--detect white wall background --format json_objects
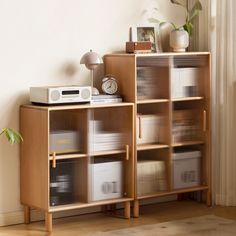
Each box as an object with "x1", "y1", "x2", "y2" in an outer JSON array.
[{"x1": 0, "y1": 0, "x2": 185, "y2": 225}]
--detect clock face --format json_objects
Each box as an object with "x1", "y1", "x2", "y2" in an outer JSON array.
[{"x1": 102, "y1": 78, "x2": 118, "y2": 94}]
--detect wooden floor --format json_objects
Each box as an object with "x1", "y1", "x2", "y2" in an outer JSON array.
[{"x1": 1, "y1": 200, "x2": 236, "y2": 235}]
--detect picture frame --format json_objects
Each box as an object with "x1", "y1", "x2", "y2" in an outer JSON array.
[{"x1": 130, "y1": 25, "x2": 162, "y2": 53}]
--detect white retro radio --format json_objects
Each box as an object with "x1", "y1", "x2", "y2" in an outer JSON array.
[{"x1": 30, "y1": 86, "x2": 91, "y2": 104}]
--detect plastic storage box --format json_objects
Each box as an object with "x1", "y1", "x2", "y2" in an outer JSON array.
[
  {"x1": 50, "y1": 130, "x2": 80, "y2": 154},
  {"x1": 172, "y1": 150, "x2": 201, "y2": 189},
  {"x1": 90, "y1": 161, "x2": 123, "y2": 201},
  {"x1": 171, "y1": 67, "x2": 199, "y2": 98}
]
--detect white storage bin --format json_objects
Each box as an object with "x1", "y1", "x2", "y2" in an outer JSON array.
[
  {"x1": 90, "y1": 161, "x2": 122, "y2": 201},
  {"x1": 137, "y1": 160, "x2": 167, "y2": 196},
  {"x1": 171, "y1": 67, "x2": 199, "y2": 98},
  {"x1": 136, "y1": 114, "x2": 160, "y2": 144},
  {"x1": 172, "y1": 150, "x2": 201, "y2": 189}
]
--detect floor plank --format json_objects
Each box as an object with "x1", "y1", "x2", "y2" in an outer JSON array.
[{"x1": 1, "y1": 200, "x2": 236, "y2": 235}]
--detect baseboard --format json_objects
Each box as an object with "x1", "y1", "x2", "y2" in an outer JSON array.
[
  {"x1": 0, "y1": 196, "x2": 176, "y2": 226},
  {"x1": 0, "y1": 206, "x2": 102, "y2": 227},
  {"x1": 0, "y1": 211, "x2": 24, "y2": 227}
]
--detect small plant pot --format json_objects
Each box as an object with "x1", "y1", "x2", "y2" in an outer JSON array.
[{"x1": 170, "y1": 29, "x2": 189, "y2": 52}]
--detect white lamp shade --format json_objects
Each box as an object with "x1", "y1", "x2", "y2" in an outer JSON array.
[{"x1": 80, "y1": 50, "x2": 103, "y2": 70}]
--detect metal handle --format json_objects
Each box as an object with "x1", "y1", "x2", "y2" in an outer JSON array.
[
  {"x1": 52, "y1": 152, "x2": 57, "y2": 168},
  {"x1": 125, "y1": 145, "x2": 129, "y2": 161},
  {"x1": 203, "y1": 110, "x2": 207, "y2": 132},
  {"x1": 138, "y1": 116, "x2": 142, "y2": 139}
]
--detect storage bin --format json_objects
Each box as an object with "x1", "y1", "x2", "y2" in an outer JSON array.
[
  {"x1": 50, "y1": 130, "x2": 80, "y2": 154},
  {"x1": 172, "y1": 150, "x2": 201, "y2": 189},
  {"x1": 136, "y1": 114, "x2": 160, "y2": 144},
  {"x1": 137, "y1": 160, "x2": 167, "y2": 196},
  {"x1": 171, "y1": 67, "x2": 199, "y2": 98},
  {"x1": 90, "y1": 161, "x2": 123, "y2": 201}
]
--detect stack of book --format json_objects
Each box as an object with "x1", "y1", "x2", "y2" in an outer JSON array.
[
  {"x1": 137, "y1": 160, "x2": 167, "y2": 196},
  {"x1": 90, "y1": 132, "x2": 124, "y2": 152},
  {"x1": 89, "y1": 120, "x2": 124, "y2": 152},
  {"x1": 91, "y1": 94, "x2": 122, "y2": 104}
]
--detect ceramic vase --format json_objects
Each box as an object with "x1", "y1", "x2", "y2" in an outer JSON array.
[{"x1": 170, "y1": 28, "x2": 189, "y2": 52}]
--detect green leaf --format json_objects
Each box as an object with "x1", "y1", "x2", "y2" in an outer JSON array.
[
  {"x1": 184, "y1": 22, "x2": 193, "y2": 36},
  {"x1": 170, "y1": 0, "x2": 188, "y2": 19},
  {"x1": 189, "y1": 1, "x2": 202, "y2": 22},
  {"x1": 1, "y1": 128, "x2": 23, "y2": 144},
  {"x1": 170, "y1": 22, "x2": 178, "y2": 30}
]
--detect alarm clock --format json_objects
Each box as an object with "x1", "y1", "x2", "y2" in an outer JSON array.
[{"x1": 101, "y1": 75, "x2": 118, "y2": 95}]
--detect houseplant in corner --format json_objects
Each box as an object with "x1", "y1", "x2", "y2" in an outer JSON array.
[
  {"x1": 1, "y1": 128, "x2": 23, "y2": 144},
  {"x1": 149, "y1": 0, "x2": 202, "y2": 52}
]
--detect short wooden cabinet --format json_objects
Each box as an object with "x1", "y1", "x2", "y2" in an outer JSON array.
[
  {"x1": 104, "y1": 52, "x2": 211, "y2": 217},
  {"x1": 20, "y1": 103, "x2": 134, "y2": 232}
]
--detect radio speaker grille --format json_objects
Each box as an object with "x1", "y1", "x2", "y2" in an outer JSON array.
[
  {"x1": 81, "y1": 88, "x2": 90, "y2": 99},
  {"x1": 51, "y1": 90, "x2": 60, "y2": 101}
]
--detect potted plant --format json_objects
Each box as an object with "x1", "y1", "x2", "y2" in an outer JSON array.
[
  {"x1": 1, "y1": 128, "x2": 23, "y2": 144},
  {"x1": 149, "y1": 0, "x2": 202, "y2": 52}
]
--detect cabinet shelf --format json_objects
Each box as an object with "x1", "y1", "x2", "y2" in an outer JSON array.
[
  {"x1": 49, "y1": 197, "x2": 133, "y2": 213},
  {"x1": 90, "y1": 149, "x2": 126, "y2": 157},
  {"x1": 172, "y1": 141, "x2": 204, "y2": 147},
  {"x1": 137, "y1": 144, "x2": 169, "y2": 151},
  {"x1": 137, "y1": 185, "x2": 209, "y2": 200},
  {"x1": 137, "y1": 99, "x2": 169, "y2": 104},
  {"x1": 49, "y1": 153, "x2": 87, "y2": 160},
  {"x1": 172, "y1": 97, "x2": 204, "y2": 102}
]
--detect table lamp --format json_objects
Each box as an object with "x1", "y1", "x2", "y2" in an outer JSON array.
[{"x1": 80, "y1": 50, "x2": 103, "y2": 95}]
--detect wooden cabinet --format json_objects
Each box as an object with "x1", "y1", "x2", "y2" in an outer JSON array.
[
  {"x1": 20, "y1": 103, "x2": 134, "y2": 232},
  {"x1": 20, "y1": 52, "x2": 211, "y2": 231},
  {"x1": 104, "y1": 52, "x2": 211, "y2": 217}
]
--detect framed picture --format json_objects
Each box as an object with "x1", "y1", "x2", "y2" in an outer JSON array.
[{"x1": 130, "y1": 26, "x2": 162, "y2": 53}]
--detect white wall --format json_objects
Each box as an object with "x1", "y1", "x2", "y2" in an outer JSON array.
[{"x1": 0, "y1": 0, "x2": 184, "y2": 225}]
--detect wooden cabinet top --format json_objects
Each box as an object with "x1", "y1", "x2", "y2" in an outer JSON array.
[
  {"x1": 104, "y1": 52, "x2": 210, "y2": 58},
  {"x1": 21, "y1": 102, "x2": 134, "y2": 111}
]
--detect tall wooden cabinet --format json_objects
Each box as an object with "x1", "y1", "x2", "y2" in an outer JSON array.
[
  {"x1": 104, "y1": 52, "x2": 211, "y2": 217},
  {"x1": 20, "y1": 103, "x2": 134, "y2": 232}
]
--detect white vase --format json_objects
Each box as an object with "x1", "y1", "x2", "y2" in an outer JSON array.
[{"x1": 170, "y1": 28, "x2": 189, "y2": 52}]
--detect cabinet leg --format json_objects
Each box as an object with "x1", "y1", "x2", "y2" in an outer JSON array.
[
  {"x1": 133, "y1": 200, "x2": 139, "y2": 218},
  {"x1": 45, "y1": 212, "x2": 52, "y2": 233},
  {"x1": 206, "y1": 190, "x2": 212, "y2": 206},
  {"x1": 124, "y1": 201, "x2": 130, "y2": 219},
  {"x1": 24, "y1": 206, "x2": 30, "y2": 224}
]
